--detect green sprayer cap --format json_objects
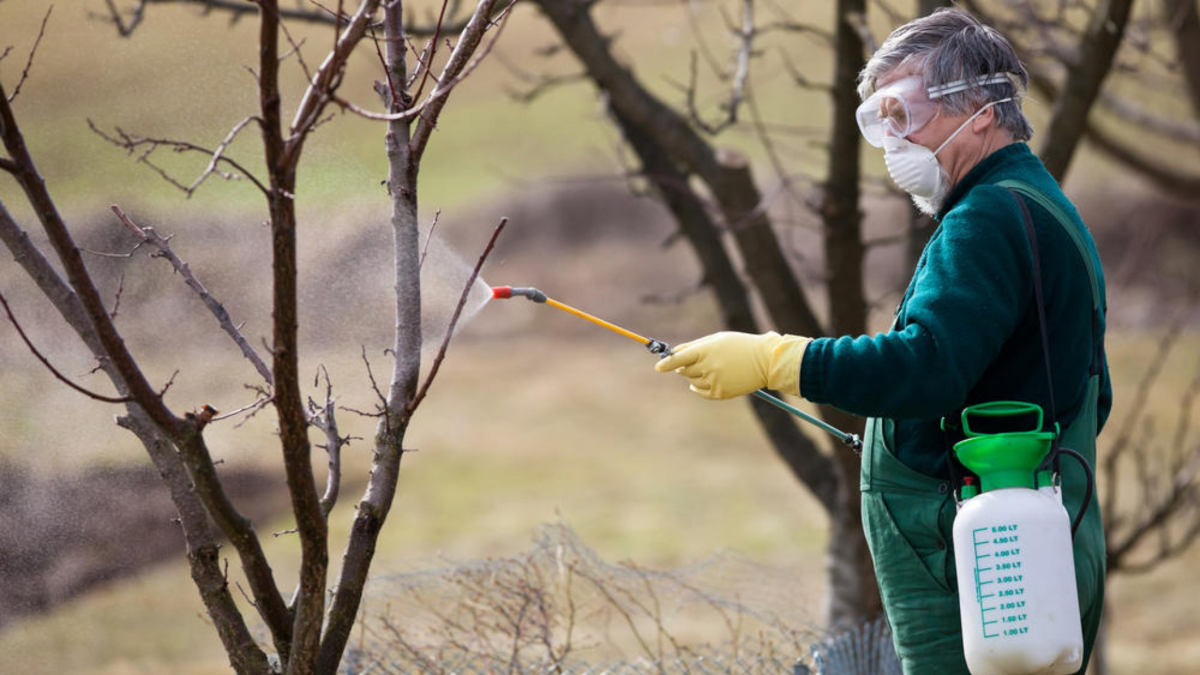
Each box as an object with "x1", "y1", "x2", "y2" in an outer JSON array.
[{"x1": 949, "y1": 402, "x2": 1055, "y2": 494}]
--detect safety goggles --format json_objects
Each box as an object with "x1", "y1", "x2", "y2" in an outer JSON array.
[
  {"x1": 856, "y1": 73, "x2": 1014, "y2": 147},
  {"x1": 856, "y1": 76, "x2": 937, "y2": 148}
]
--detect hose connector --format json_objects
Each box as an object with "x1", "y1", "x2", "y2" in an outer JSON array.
[
  {"x1": 646, "y1": 339, "x2": 671, "y2": 357},
  {"x1": 491, "y1": 286, "x2": 547, "y2": 303}
]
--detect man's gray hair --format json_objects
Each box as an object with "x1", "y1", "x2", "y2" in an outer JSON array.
[{"x1": 858, "y1": 8, "x2": 1034, "y2": 141}]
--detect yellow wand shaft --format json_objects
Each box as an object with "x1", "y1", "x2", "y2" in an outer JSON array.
[{"x1": 544, "y1": 298, "x2": 652, "y2": 346}]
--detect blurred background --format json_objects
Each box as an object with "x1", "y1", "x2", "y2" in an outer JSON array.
[{"x1": 0, "y1": 1, "x2": 1197, "y2": 673}]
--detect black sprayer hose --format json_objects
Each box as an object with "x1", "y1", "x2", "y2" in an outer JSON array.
[{"x1": 1057, "y1": 447, "x2": 1095, "y2": 538}]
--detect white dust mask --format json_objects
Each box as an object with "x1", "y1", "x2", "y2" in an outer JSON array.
[
  {"x1": 883, "y1": 136, "x2": 942, "y2": 199},
  {"x1": 882, "y1": 98, "x2": 1011, "y2": 199}
]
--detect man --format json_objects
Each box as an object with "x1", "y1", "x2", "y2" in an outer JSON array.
[{"x1": 655, "y1": 8, "x2": 1110, "y2": 674}]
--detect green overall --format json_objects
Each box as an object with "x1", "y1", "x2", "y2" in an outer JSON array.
[{"x1": 860, "y1": 181, "x2": 1106, "y2": 674}]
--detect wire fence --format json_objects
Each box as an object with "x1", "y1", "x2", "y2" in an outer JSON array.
[{"x1": 335, "y1": 523, "x2": 900, "y2": 674}]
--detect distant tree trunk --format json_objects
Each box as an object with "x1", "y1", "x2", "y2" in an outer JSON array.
[
  {"x1": 1038, "y1": 0, "x2": 1134, "y2": 180},
  {"x1": 819, "y1": 0, "x2": 879, "y2": 628}
]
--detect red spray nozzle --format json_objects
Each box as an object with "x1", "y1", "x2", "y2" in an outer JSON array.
[{"x1": 490, "y1": 286, "x2": 547, "y2": 303}]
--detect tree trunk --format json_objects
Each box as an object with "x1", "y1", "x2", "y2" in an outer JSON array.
[
  {"x1": 814, "y1": 0, "x2": 880, "y2": 628},
  {"x1": 316, "y1": 4, "x2": 419, "y2": 672},
  {"x1": 1038, "y1": 0, "x2": 1135, "y2": 180}
]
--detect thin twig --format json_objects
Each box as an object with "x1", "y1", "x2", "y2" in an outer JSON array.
[
  {"x1": 7, "y1": 5, "x2": 53, "y2": 103},
  {"x1": 110, "y1": 273, "x2": 126, "y2": 319},
  {"x1": 418, "y1": 209, "x2": 441, "y2": 269},
  {"x1": 188, "y1": 116, "x2": 259, "y2": 194},
  {"x1": 214, "y1": 394, "x2": 274, "y2": 423},
  {"x1": 89, "y1": 120, "x2": 270, "y2": 196},
  {"x1": 745, "y1": 86, "x2": 818, "y2": 214},
  {"x1": 0, "y1": 290, "x2": 132, "y2": 403},
  {"x1": 410, "y1": 0, "x2": 453, "y2": 104},
  {"x1": 409, "y1": 0, "x2": 514, "y2": 160},
  {"x1": 330, "y1": 26, "x2": 503, "y2": 127},
  {"x1": 356, "y1": 345, "x2": 390, "y2": 423},
  {"x1": 407, "y1": 217, "x2": 507, "y2": 413}
]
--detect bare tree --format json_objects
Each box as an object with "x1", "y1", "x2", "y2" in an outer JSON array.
[{"x1": 0, "y1": 1, "x2": 510, "y2": 673}]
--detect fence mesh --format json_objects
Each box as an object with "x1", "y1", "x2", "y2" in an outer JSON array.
[{"x1": 336, "y1": 523, "x2": 900, "y2": 674}]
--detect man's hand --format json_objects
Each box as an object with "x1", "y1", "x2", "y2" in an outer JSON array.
[{"x1": 655, "y1": 331, "x2": 810, "y2": 399}]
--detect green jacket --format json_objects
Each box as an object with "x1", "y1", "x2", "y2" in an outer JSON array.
[{"x1": 801, "y1": 142, "x2": 1111, "y2": 478}]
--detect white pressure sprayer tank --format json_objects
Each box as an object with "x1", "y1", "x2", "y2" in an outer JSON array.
[{"x1": 948, "y1": 402, "x2": 1083, "y2": 675}]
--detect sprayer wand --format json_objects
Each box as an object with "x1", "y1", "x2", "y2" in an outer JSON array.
[{"x1": 492, "y1": 286, "x2": 863, "y2": 454}]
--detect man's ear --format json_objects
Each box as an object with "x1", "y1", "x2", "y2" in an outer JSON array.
[{"x1": 972, "y1": 104, "x2": 996, "y2": 133}]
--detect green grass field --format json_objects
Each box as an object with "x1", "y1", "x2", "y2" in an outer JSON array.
[{"x1": 1, "y1": 2, "x2": 1198, "y2": 673}]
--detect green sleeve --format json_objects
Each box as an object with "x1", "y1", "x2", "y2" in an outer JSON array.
[{"x1": 801, "y1": 186, "x2": 1032, "y2": 417}]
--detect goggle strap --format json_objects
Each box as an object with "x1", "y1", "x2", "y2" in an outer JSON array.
[{"x1": 927, "y1": 73, "x2": 1014, "y2": 99}]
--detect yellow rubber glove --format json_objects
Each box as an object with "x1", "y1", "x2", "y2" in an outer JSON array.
[{"x1": 654, "y1": 331, "x2": 810, "y2": 399}]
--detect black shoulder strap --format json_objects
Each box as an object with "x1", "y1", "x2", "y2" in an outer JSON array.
[
  {"x1": 1006, "y1": 188, "x2": 1066, "y2": 485},
  {"x1": 1009, "y1": 190, "x2": 1058, "y2": 430}
]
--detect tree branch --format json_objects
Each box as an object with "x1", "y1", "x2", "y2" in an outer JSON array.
[
  {"x1": 0, "y1": 291, "x2": 131, "y2": 403},
  {"x1": 1096, "y1": 90, "x2": 1200, "y2": 145},
  {"x1": 317, "y1": 6, "x2": 418, "y2": 669},
  {"x1": 254, "y1": 2, "x2": 328, "y2": 670},
  {"x1": 6, "y1": 5, "x2": 52, "y2": 104},
  {"x1": 87, "y1": 118, "x2": 270, "y2": 197},
  {"x1": 409, "y1": 0, "x2": 512, "y2": 163},
  {"x1": 284, "y1": 0, "x2": 381, "y2": 164},
  {"x1": 109, "y1": 204, "x2": 274, "y2": 385},
  {"x1": 308, "y1": 366, "x2": 353, "y2": 520},
  {"x1": 683, "y1": 0, "x2": 754, "y2": 136}
]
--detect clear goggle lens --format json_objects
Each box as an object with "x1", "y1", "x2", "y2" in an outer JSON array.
[{"x1": 855, "y1": 76, "x2": 937, "y2": 148}]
